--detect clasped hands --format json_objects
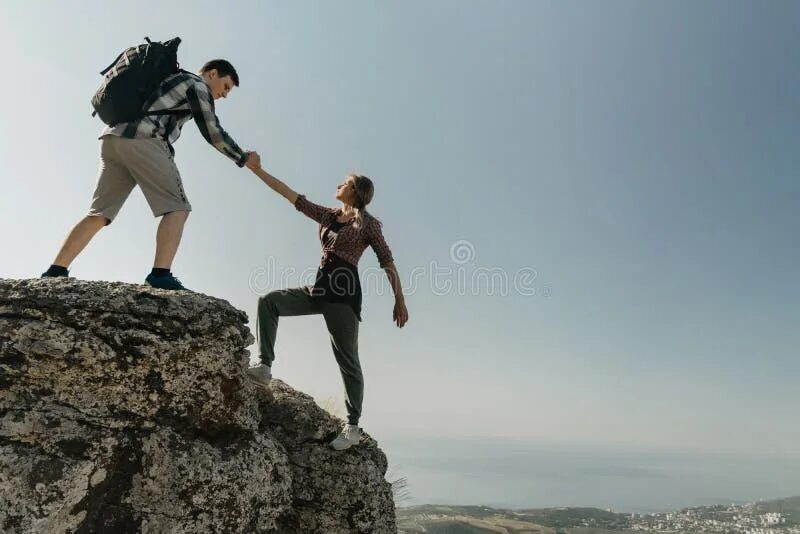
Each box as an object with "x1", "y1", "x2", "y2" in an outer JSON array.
[{"x1": 245, "y1": 151, "x2": 261, "y2": 171}]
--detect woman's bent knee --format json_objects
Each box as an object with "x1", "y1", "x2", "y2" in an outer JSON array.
[{"x1": 259, "y1": 291, "x2": 282, "y2": 310}]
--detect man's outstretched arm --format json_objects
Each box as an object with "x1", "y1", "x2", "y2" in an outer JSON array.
[{"x1": 186, "y1": 82, "x2": 250, "y2": 167}]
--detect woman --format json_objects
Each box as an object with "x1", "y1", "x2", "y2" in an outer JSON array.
[{"x1": 247, "y1": 166, "x2": 409, "y2": 451}]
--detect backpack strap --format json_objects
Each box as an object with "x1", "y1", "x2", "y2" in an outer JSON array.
[
  {"x1": 92, "y1": 109, "x2": 185, "y2": 119},
  {"x1": 99, "y1": 50, "x2": 125, "y2": 76},
  {"x1": 146, "y1": 110, "x2": 189, "y2": 116}
]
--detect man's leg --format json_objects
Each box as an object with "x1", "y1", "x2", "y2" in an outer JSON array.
[
  {"x1": 50, "y1": 215, "x2": 109, "y2": 269},
  {"x1": 43, "y1": 136, "x2": 134, "y2": 276},
  {"x1": 153, "y1": 210, "x2": 190, "y2": 270},
  {"x1": 125, "y1": 140, "x2": 191, "y2": 272},
  {"x1": 118, "y1": 137, "x2": 192, "y2": 289}
]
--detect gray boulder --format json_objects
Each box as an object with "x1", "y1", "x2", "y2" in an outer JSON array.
[{"x1": 0, "y1": 278, "x2": 396, "y2": 533}]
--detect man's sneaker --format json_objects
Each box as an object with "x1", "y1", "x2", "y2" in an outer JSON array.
[
  {"x1": 246, "y1": 364, "x2": 272, "y2": 387},
  {"x1": 145, "y1": 272, "x2": 187, "y2": 291},
  {"x1": 329, "y1": 424, "x2": 363, "y2": 451},
  {"x1": 41, "y1": 266, "x2": 69, "y2": 278},
  {"x1": 41, "y1": 271, "x2": 68, "y2": 278}
]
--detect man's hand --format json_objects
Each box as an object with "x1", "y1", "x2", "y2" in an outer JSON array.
[
  {"x1": 393, "y1": 299, "x2": 409, "y2": 328},
  {"x1": 245, "y1": 151, "x2": 261, "y2": 170}
]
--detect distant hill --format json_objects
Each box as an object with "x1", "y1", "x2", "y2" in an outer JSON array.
[
  {"x1": 397, "y1": 497, "x2": 800, "y2": 533},
  {"x1": 396, "y1": 504, "x2": 630, "y2": 533}
]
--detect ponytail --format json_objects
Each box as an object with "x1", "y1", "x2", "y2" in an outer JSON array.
[{"x1": 349, "y1": 174, "x2": 382, "y2": 230}]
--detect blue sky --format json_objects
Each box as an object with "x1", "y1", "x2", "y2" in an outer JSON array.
[{"x1": 1, "y1": 1, "x2": 798, "y2": 507}]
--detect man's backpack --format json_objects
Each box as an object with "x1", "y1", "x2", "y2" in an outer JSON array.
[{"x1": 91, "y1": 37, "x2": 184, "y2": 126}]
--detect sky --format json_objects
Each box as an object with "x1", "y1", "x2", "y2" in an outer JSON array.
[{"x1": 1, "y1": 1, "x2": 798, "y2": 509}]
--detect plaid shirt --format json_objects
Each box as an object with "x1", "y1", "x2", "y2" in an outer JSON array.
[
  {"x1": 101, "y1": 71, "x2": 248, "y2": 167},
  {"x1": 294, "y1": 195, "x2": 395, "y2": 269}
]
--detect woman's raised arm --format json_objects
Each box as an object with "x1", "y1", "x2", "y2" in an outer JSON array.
[
  {"x1": 252, "y1": 167, "x2": 299, "y2": 204},
  {"x1": 251, "y1": 167, "x2": 335, "y2": 223}
]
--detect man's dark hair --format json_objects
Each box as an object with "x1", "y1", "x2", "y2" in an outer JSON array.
[{"x1": 200, "y1": 59, "x2": 240, "y2": 86}]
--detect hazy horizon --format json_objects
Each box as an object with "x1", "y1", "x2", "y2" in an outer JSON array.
[{"x1": 385, "y1": 436, "x2": 800, "y2": 512}]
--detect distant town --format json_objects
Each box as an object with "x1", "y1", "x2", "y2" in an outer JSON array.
[
  {"x1": 629, "y1": 501, "x2": 799, "y2": 533},
  {"x1": 397, "y1": 496, "x2": 800, "y2": 533}
]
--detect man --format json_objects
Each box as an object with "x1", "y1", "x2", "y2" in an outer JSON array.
[{"x1": 41, "y1": 59, "x2": 260, "y2": 290}]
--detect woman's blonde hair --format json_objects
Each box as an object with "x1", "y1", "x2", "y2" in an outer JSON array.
[{"x1": 347, "y1": 174, "x2": 382, "y2": 230}]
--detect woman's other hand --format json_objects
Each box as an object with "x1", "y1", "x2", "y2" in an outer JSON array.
[{"x1": 393, "y1": 298, "x2": 408, "y2": 328}]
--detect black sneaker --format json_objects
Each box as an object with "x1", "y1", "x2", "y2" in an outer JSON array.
[
  {"x1": 41, "y1": 266, "x2": 69, "y2": 278},
  {"x1": 145, "y1": 272, "x2": 187, "y2": 291}
]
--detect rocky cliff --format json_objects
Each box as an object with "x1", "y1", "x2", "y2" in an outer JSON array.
[{"x1": 0, "y1": 278, "x2": 396, "y2": 533}]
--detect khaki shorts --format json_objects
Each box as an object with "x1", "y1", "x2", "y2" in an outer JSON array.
[{"x1": 88, "y1": 135, "x2": 191, "y2": 224}]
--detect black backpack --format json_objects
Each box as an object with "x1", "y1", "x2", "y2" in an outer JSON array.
[{"x1": 91, "y1": 37, "x2": 184, "y2": 126}]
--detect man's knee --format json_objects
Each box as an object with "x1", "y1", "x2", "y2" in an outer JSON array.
[
  {"x1": 164, "y1": 209, "x2": 190, "y2": 221},
  {"x1": 86, "y1": 214, "x2": 112, "y2": 227}
]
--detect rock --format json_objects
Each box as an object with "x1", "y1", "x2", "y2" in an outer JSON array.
[{"x1": 0, "y1": 278, "x2": 396, "y2": 533}]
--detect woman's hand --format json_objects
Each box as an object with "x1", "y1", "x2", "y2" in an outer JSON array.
[{"x1": 393, "y1": 298, "x2": 409, "y2": 328}]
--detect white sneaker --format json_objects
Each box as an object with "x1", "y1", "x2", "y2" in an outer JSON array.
[
  {"x1": 329, "y1": 424, "x2": 362, "y2": 451},
  {"x1": 246, "y1": 364, "x2": 272, "y2": 387}
]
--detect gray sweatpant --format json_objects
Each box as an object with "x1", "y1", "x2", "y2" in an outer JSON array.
[{"x1": 257, "y1": 287, "x2": 363, "y2": 425}]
